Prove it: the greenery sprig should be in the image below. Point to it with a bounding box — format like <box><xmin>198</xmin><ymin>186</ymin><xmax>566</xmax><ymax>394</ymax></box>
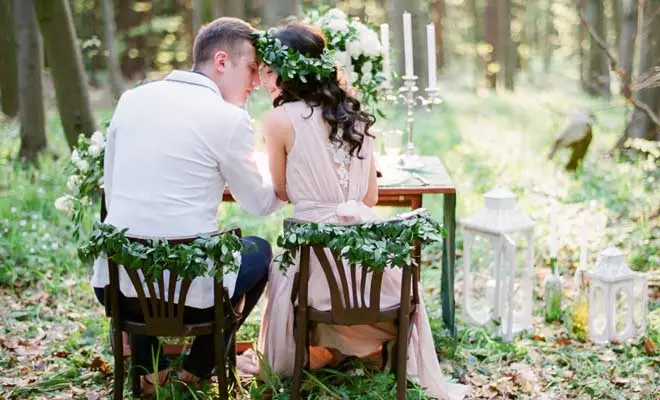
<box><xmin>78</xmin><ymin>222</ymin><xmax>243</xmax><ymax>282</ymax></box>
<box><xmin>276</xmin><ymin>210</ymin><xmax>445</xmax><ymax>273</ymax></box>
<box><xmin>253</xmin><ymin>29</ymin><xmax>336</xmax><ymax>83</ymax></box>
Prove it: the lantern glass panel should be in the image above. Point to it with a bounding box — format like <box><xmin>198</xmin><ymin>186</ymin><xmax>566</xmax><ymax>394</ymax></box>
<box><xmin>510</xmin><ymin>232</ymin><xmax>533</xmax><ymax>320</ymax></box>
<box><xmin>591</xmin><ymin>286</ymin><xmax>607</xmax><ymax>336</ymax></box>
<box><xmin>633</xmin><ymin>281</ymin><xmax>645</xmax><ymax>331</ymax></box>
<box><xmin>465</xmin><ymin>233</ymin><xmax>497</xmax><ymax>325</ymax></box>
<box><xmin>614</xmin><ymin>288</ymin><xmax>630</xmax><ymax>336</ymax></box>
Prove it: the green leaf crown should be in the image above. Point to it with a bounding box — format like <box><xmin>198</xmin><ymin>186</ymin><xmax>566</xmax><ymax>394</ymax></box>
<box><xmin>253</xmin><ymin>29</ymin><xmax>336</xmax><ymax>83</ymax></box>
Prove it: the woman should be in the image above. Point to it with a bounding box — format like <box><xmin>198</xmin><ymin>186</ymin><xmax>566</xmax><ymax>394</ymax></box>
<box><xmin>250</xmin><ymin>23</ymin><xmax>468</xmax><ymax>399</ymax></box>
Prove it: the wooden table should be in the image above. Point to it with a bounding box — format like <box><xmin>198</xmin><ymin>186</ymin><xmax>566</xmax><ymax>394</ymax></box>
<box><xmin>223</xmin><ymin>155</ymin><xmax>458</xmax><ymax>336</ymax></box>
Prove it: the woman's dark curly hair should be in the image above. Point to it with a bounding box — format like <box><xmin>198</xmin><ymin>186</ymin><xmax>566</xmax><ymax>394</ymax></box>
<box><xmin>271</xmin><ymin>23</ymin><xmax>375</xmax><ymax>159</ymax></box>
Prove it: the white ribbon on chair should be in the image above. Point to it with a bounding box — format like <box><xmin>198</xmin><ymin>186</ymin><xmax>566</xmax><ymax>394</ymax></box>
<box><xmin>295</xmin><ymin>200</ymin><xmax>378</xmax><ymax>223</ymax></box>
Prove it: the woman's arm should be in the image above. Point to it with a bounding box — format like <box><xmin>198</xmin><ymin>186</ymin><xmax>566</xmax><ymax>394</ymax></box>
<box><xmin>263</xmin><ymin>108</ymin><xmax>293</xmax><ymax>202</ymax></box>
<box><xmin>362</xmin><ymin>155</ymin><xmax>379</xmax><ymax>207</ymax></box>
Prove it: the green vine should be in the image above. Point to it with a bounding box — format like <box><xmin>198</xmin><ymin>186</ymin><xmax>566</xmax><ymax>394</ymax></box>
<box><xmin>78</xmin><ymin>222</ymin><xmax>243</xmax><ymax>282</ymax></box>
<box><xmin>276</xmin><ymin>210</ymin><xmax>445</xmax><ymax>272</ymax></box>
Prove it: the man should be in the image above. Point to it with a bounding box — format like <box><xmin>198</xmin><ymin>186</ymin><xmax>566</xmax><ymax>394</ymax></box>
<box><xmin>91</xmin><ymin>17</ymin><xmax>283</xmax><ymax>394</ymax></box>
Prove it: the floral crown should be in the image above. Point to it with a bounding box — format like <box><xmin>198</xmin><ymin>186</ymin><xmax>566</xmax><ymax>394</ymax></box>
<box><xmin>253</xmin><ymin>29</ymin><xmax>336</xmax><ymax>83</ymax></box>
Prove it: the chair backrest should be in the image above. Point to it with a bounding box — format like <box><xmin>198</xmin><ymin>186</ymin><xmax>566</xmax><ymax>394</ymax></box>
<box><xmin>106</xmin><ymin>227</ymin><xmax>241</xmax><ymax>337</ymax></box>
<box><xmin>286</xmin><ymin>217</ymin><xmax>420</xmax><ymax>325</ymax></box>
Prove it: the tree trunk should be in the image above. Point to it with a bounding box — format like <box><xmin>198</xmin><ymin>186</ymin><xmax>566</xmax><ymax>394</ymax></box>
<box><xmin>484</xmin><ymin>0</ymin><xmax>498</xmax><ymax>89</ymax></box>
<box><xmin>262</xmin><ymin>0</ymin><xmax>299</xmax><ymax>27</ymax></box>
<box><xmin>226</xmin><ymin>0</ymin><xmax>246</xmax><ymax>19</ymax></box>
<box><xmin>578</xmin><ymin>2</ymin><xmax>586</xmax><ymax>88</ymax></box>
<box><xmin>13</xmin><ymin>0</ymin><xmax>46</xmax><ymax>163</ymax></box>
<box><xmin>33</xmin><ymin>0</ymin><xmax>96</xmax><ymax>147</ymax></box>
<box><xmin>432</xmin><ymin>0</ymin><xmax>445</xmax><ymax>72</ymax></box>
<box><xmin>467</xmin><ymin>0</ymin><xmax>481</xmax><ymax>90</ymax></box>
<box><xmin>543</xmin><ymin>0</ymin><xmax>555</xmax><ymax>73</ymax></box>
<box><xmin>624</xmin><ymin>0</ymin><xmax>660</xmax><ymax>141</ymax></box>
<box><xmin>386</xmin><ymin>0</ymin><xmax>406</xmax><ymax>86</ymax></box>
<box><xmin>498</xmin><ymin>0</ymin><xmax>514</xmax><ymax>90</ymax></box>
<box><xmin>413</xmin><ymin>0</ymin><xmax>431</xmax><ymax>89</ymax></box>
<box><xmin>0</xmin><ymin>0</ymin><xmax>19</xmax><ymax>118</ymax></box>
<box><xmin>585</xmin><ymin>0</ymin><xmax>611</xmax><ymax>96</ymax></box>
<box><xmin>192</xmin><ymin>0</ymin><xmax>202</xmax><ymax>35</ymax></box>
<box><xmin>611</xmin><ymin>0</ymin><xmax>621</xmax><ymax>51</ymax></box>
<box><xmin>100</xmin><ymin>0</ymin><xmax>125</xmax><ymax>101</ymax></box>
<box><xmin>618</xmin><ymin>0</ymin><xmax>637</xmax><ymax>96</ymax></box>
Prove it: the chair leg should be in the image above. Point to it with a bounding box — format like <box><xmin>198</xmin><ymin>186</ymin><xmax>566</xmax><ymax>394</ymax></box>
<box><xmin>227</xmin><ymin>328</ymin><xmax>239</xmax><ymax>398</ymax></box>
<box><xmin>216</xmin><ymin>329</ymin><xmax>228</xmax><ymax>400</ymax></box>
<box><xmin>395</xmin><ymin>326</ymin><xmax>408</xmax><ymax>400</ymax></box>
<box><xmin>291</xmin><ymin>312</ymin><xmax>306</xmax><ymax>400</ymax></box>
<box><xmin>112</xmin><ymin>326</ymin><xmax>125</xmax><ymax>400</ymax></box>
<box><xmin>130</xmin><ymin>334</ymin><xmax>141</xmax><ymax>397</ymax></box>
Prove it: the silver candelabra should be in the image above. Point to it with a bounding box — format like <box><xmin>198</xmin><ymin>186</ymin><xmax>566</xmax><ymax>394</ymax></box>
<box><xmin>383</xmin><ymin>75</ymin><xmax>442</xmax><ymax>167</ymax></box>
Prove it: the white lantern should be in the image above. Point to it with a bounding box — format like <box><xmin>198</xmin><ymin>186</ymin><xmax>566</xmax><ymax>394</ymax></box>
<box><xmin>460</xmin><ymin>187</ymin><xmax>535</xmax><ymax>341</ymax></box>
<box><xmin>587</xmin><ymin>247</ymin><xmax>648</xmax><ymax>343</ymax></box>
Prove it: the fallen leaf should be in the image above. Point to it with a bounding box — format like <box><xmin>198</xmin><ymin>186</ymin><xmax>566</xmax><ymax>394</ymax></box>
<box><xmin>52</xmin><ymin>350</ymin><xmax>70</xmax><ymax>358</ymax></box>
<box><xmin>555</xmin><ymin>337</ymin><xmax>571</xmax><ymax>346</ymax></box>
<box><xmin>90</xmin><ymin>355</ymin><xmax>111</xmax><ymax>375</ymax></box>
<box><xmin>643</xmin><ymin>338</ymin><xmax>657</xmax><ymax>355</ymax></box>
<box><xmin>531</xmin><ymin>334</ymin><xmax>546</xmax><ymax>342</ymax></box>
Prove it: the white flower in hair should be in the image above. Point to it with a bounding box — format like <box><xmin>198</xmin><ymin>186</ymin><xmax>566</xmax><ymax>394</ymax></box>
<box><xmin>361</xmin><ymin>72</ymin><xmax>373</xmax><ymax>85</ymax></box>
<box><xmin>90</xmin><ymin>131</ymin><xmax>105</xmax><ymax>149</ymax></box>
<box><xmin>361</xmin><ymin>61</ymin><xmax>373</xmax><ymax>74</ymax></box>
<box><xmin>77</xmin><ymin>159</ymin><xmax>90</xmax><ymax>173</ymax></box>
<box><xmin>54</xmin><ymin>195</ymin><xmax>75</xmax><ymax>215</ymax></box>
<box><xmin>71</xmin><ymin>149</ymin><xmax>81</xmax><ymax>164</ymax></box>
<box><xmin>327</xmin><ymin>18</ymin><xmax>349</xmax><ymax>34</ymax></box>
<box><xmin>359</xmin><ymin>30</ymin><xmax>382</xmax><ymax>57</ymax></box>
<box><xmin>88</xmin><ymin>144</ymin><xmax>102</xmax><ymax>157</ymax></box>
<box><xmin>326</xmin><ymin>8</ymin><xmax>347</xmax><ymax>20</ymax></box>
<box><xmin>67</xmin><ymin>175</ymin><xmax>81</xmax><ymax>192</ymax></box>
<box><xmin>347</xmin><ymin>40</ymin><xmax>362</xmax><ymax>57</ymax></box>
<box><xmin>334</xmin><ymin>50</ymin><xmax>347</xmax><ymax>65</ymax></box>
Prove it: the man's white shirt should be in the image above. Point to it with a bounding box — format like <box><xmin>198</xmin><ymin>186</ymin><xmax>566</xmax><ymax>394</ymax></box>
<box><xmin>91</xmin><ymin>70</ymin><xmax>283</xmax><ymax>309</ymax></box>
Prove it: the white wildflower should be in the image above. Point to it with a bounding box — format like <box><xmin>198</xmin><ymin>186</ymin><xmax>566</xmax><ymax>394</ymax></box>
<box><xmin>347</xmin><ymin>40</ymin><xmax>362</xmax><ymax>57</ymax></box>
<box><xmin>361</xmin><ymin>61</ymin><xmax>373</xmax><ymax>74</ymax></box>
<box><xmin>90</xmin><ymin>130</ymin><xmax>105</xmax><ymax>148</ymax></box>
<box><xmin>54</xmin><ymin>195</ymin><xmax>75</xmax><ymax>215</ymax></box>
<box><xmin>67</xmin><ymin>175</ymin><xmax>81</xmax><ymax>191</ymax></box>
<box><xmin>232</xmin><ymin>250</ymin><xmax>242</xmax><ymax>266</ymax></box>
<box><xmin>348</xmin><ymin>368</ymin><xmax>365</xmax><ymax>376</ymax></box>
<box><xmin>10</xmin><ymin>207</ymin><xmax>17</xmax><ymax>213</ymax></box>
<box><xmin>327</xmin><ymin>18</ymin><xmax>349</xmax><ymax>34</ymax></box>
<box><xmin>326</xmin><ymin>8</ymin><xmax>347</xmax><ymax>20</ymax></box>
<box><xmin>19</xmin><ymin>220</ymin><xmax>26</xmax><ymax>227</ymax></box>
<box><xmin>88</xmin><ymin>144</ymin><xmax>102</xmax><ymax>157</ymax></box>
<box><xmin>77</xmin><ymin>159</ymin><xmax>90</xmax><ymax>173</ymax></box>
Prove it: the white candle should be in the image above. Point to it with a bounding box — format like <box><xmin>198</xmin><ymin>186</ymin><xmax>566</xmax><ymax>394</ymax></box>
<box><xmin>550</xmin><ymin>199</ymin><xmax>557</xmax><ymax>258</ymax></box>
<box><xmin>380</xmin><ymin>23</ymin><xmax>390</xmax><ymax>84</ymax></box>
<box><xmin>402</xmin><ymin>12</ymin><xmax>414</xmax><ymax>77</ymax></box>
<box><xmin>426</xmin><ymin>23</ymin><xmax>437</xmax><ymax>89</ymax></box>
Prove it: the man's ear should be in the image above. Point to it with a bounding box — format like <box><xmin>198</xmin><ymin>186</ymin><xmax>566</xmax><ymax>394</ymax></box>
<box><xmin>213</xmin><ymin>50</ymin><xmax>229</xmax><ymax>73</ymax></box>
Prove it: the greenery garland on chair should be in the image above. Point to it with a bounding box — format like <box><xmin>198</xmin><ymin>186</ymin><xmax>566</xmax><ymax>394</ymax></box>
<box><xmin>78</xmin><ymin>222</ymin><xmax>243</xmax><ymax>282</ymax></box>
<box><xmin>276</xmin><ymin>210</ymin><xmax>445</xmax><ymax>273</ymax></box>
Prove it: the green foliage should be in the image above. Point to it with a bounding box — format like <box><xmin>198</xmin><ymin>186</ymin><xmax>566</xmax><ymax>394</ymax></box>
<box><xmin>276</xmin><ymin>210</ymin><xmax>445</xmax><ymax>272</ymax></box>
<box><xmin>254</xmin><ymin>30</ymin><xmax>336</xmax><ymax>83</ymax></box>
<box><xmin>78</xmin><ymin>223</ymin><xmax>243</xmax><ymax>282</ymax></box>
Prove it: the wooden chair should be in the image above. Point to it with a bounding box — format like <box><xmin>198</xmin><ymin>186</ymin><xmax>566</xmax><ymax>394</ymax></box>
<box><xmin>105</xmin><ymin>227</ymin><xmax>243</xmax><ymax>400</ymax></box>
<box><xmin>287</xmin><ymin>218</ymin><xmax>420</xmax><ymax>400</ymax></box>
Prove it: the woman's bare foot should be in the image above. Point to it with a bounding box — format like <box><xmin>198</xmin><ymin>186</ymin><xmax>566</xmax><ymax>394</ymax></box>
<box><xmin>141</xmin><ymin>368</ymin><xmax>169</xmax><ymax>395</ymax></box>
<box><xmin>236</xmin><ymin>348</ymin><xmax>260</xmax><ymax>375</ymax></box>
<box><xmin>309</xmin><ymin>347</ymin><xmax>346</xmax><ymax>370</ymax></box>
<box><xmin>177</xmin><ymin>369</ymin><xmax>202</xmax><ymax>385</ymax></box>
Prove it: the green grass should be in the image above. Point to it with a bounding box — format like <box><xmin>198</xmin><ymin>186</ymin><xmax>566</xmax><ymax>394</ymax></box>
<box><xmin>1</xmin><ymin>70</ymin><xmax>659</xmax><ymax>399</ymax></box>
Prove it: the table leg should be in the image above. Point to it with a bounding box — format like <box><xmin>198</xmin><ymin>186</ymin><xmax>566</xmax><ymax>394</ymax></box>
<box><xmin>411</xmin><ymin>195</ymin><xmax>422</xmax><ymax>291</ymax></box>
<box><xmin>442</xmin><ymin>193</ymin><xmax>456</xmax><ymax>337</ymax></box>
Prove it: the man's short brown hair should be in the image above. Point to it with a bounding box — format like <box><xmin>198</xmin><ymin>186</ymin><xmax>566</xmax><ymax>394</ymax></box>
<box><xmin>192</xmin><ymin>17</ymin><xmax>255</xmax><ymax>68</ymax></box>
